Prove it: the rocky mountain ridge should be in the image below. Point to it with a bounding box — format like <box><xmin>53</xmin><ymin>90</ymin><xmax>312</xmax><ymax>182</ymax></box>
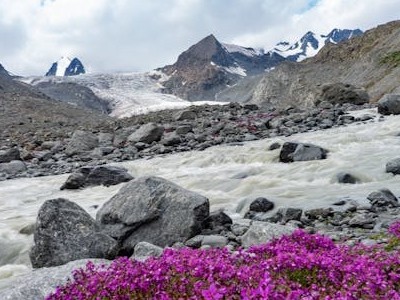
<box><xmin>160</xmin><ymin>28</ymin><xmax>362</xmax><ymax>101</ymax></box>
<box><xmin>272</xmin><ymin>28</ymin><xmax>363</xmax><ymax>62</ymax></box>
<box><xmin>248</xmin><ymin>20</ymin><xmax>400</xmax><ymax>109</ymax></box>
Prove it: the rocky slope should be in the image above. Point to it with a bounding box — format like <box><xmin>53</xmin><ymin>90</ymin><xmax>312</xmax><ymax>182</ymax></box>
<box><xmin>0</xmin><ymin>64</ymin><xmax>111</xmax><ymax>149</ymax></box>
<box><xmin>249</xmin><ymin>20</ymin><xmax>400</xmax><ymax>109</ymax></box>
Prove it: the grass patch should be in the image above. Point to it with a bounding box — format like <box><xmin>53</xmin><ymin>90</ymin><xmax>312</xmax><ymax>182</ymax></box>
<box><xmin>380</xmin><ymin>51</ymin><xmax>400</xmax><ymax>67</ymax></box>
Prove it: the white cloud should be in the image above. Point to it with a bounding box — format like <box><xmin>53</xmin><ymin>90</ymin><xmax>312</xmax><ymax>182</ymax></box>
<box><xmin>0</xmin><ymin>0</ymin><xmax>398</xmax><ymax>75</ymax></box>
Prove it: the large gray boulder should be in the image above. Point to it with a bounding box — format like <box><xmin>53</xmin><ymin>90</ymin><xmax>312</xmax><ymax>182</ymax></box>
<box><xmin>279</xmin><ymin>142</ymin><xmax>328</xmax><ymax>163</ymax></box>
<box><xmin>127</xmin><ymin>123</ymin><xmax>164</xmax><ymax>144</ymax></box>
<box><xmin>0</xmin><ymin>160</ymin><xmax>26</xmax><ymax>175</ymax></box>
<box><xmin>65</xmin><ymin>130</ymin><xmax>98</xmax><ymax>156</ymax></box>
<box><xmin>377</xmin><ymin>94</ymin><xmax>400</xmax><ymax>115</ymax></box>
<box><xmin>0</xmin><ymin>147</ymin><xmax>21</xmax><ymax>163</ymax></box>
<box><xmin>60</xmin><ymin>165</ymin><xmax>133</xmax><ymax>190</ymax></box>
<box><xmin>30</xmin><ymin>198</ymin><xmax>118</xmax><ymax>268</ymax></box>
<box><xmin>367</xmin><ymin>188</ymin><xmax>399</xmax><ymax>208</ymax></box>
<box><xmin>241</xmin><ymin>221</ymin><xmax>295</xmax><ymax>248</ymax></box>
<box><xmin>97</xmin><ymin>176</ymin><xmax>209</xmax><ymax>252</ymax></box>
<box><xmin>0</xmin><ymin>259</ymin><xmax>110</xmax><ymax>300</ymax></box>
<box><xmin>386</xmin><ymin>157</ymin><xmax>400</xmax><ymax>175</ymax></box>
<box><xmin>316</xmin><ymin>83</ymin><xmax>369</xmax><ymax>106</ymax></box>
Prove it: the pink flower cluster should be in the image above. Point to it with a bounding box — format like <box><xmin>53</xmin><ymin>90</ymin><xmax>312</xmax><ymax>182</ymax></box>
<box><xmin>389</xmin><ymin>220</ymin><xmax>400</xmax><ymax>238</ymax></box>
<box><xmin>46</xmin><ymin>229</ymin><xmax>400</xmax><ymax>300</ymax></box>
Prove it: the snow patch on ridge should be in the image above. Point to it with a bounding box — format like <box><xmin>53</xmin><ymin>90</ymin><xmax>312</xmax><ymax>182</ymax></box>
<box><xmin>55</xmin><ymin>57</ymin><xmax>72</xmax><ymax>76</ymax></box>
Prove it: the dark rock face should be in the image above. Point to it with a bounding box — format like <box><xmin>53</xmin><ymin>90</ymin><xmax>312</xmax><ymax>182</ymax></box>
<box><xmin>367</xmin><ymin>189</ymin><xmax>399</xmax><ymax>208</ymax></box>
<box><xmin>316</xmin><ymin>83</ymin><xmax>369</xmax><ymax>106</ymax></box>
<box><xmin>65</xmin><ymin>58</ymin><xmax>85</xmax><ymax>76</ymax></box>
<box><xmin>60</xmin><ymin>165</ymin><xmax>133</xmax><ymax>190</ymax></box>
<box><xmin>65</xmin><ymin>130</ymin><xmax>98</xmax><ymax>156</ymax></box>
<box><xmin>127</xmin><ymin>123</ymin><xmax>164</xmax><ymax>144</ymax></box>
<box><xmin>378</xmin><ymin>94</ymin><xmax>400</xmax><ymax>115</ymax></box>
<box><xmin>386</xmin><ymin>157</ymin><xmax>400</xmax><ymax>175</ymax></box>
<box><xmin>96</xmin><ymin>176</ymin><xmax>210</xmax><ymax>252</ymax></box>
<box><xmin>279</xmin><ymin>142</ymin><xmax>328</xmax><ymax>163</ymax></box>
<box><xmin>30</xmin><ymin>198</ymin><xmax>118</xmax><ymax>268</ymax></box>
<box><xmin>0</xmin><ymin>147</ymin><xmax>21</xmax><ymax>163</ymax></box>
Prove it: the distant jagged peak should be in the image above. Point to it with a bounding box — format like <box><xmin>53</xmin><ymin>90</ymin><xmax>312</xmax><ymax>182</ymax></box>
<box><xmin>272</xmin><ymin>28</ymin><xmax>363</xmax><ymax>62</ymax></box>
<box><xmin>45</xmin><ymin>56</ymin><xmax>85</xmax><ymax>77</ymax></box>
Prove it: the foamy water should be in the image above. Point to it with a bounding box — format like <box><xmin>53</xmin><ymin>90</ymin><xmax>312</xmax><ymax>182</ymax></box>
<box><xmin>1</xmin><ymin>108</ymin><xmax>400</xmax><ymax>286</ymax></box>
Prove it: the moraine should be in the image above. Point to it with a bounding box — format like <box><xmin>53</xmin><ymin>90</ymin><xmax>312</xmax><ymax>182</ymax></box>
<box><xmin>1</xmin><ymin>108</ymin><xmax>400</xmax><ymax>287</ymax></box>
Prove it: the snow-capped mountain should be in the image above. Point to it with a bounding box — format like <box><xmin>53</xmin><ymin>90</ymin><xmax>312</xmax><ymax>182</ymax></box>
<box><xmin>160</xmin><ymin>28</ymin><xmax>362</xmax><ymax>101</ymax></box>
<box><xmin>45</xmin><ymin>57</ymin><xmax>86</xmax><ymax>76</ymax></box>
<box><xmin>273</xmin><ymin>28</ymin><xmax>363</xmax><ymax>62</ymax></box>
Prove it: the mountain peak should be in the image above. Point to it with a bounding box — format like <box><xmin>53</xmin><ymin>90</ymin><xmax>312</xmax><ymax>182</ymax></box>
<box><xmin>45</xmin><ymin>57</ymin><xmax>85</xmax><ymax>77</ymax></box>
<box><xmin>172</xmin><ymin>33</ymin><xmax>235</xmax><ymax>69</ymax></box>
<box><xmin>273</xmin><ymin>28</ymin><xmax>363</xmax><ymax>62</ymax></box>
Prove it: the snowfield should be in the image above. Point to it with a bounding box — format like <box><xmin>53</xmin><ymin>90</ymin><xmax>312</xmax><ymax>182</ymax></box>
<box><xmin>22</xmin><ymin>71</ymin><xmax>228</xmax><ymax>118</ymax></box>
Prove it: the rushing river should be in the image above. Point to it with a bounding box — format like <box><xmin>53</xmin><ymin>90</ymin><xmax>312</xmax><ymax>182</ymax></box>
<box><xmin>1</xmin><ymin>108</ymin><xmax>400</xmax><ymax>287</ymax></box>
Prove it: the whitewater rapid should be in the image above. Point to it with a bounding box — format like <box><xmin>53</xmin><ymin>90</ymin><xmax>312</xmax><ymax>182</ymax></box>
<box><xmin>1</xmin><ymin>108</ymin><xmax>400</xmax><ymax>286</ymax></box>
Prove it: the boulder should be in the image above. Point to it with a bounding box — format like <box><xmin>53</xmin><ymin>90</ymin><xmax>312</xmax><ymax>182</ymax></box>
<box><xmin>0</xmin><ymin>259</ymin><xmax>110</xmax><ymax>300</ymax></box>
<box><xmin>60</xmin><ymin>165</ymin><xmax>133</xmax><ymax>190</ymax></box>
<box><xmin>386</xmin><ymin>158</ymin><xmax>400</xmax><ymax>175</ymax></box>
<box><xmin>279</xmin><ymin>142</ymin><xmax>328</xmax><ymax>163</ymax></box>
<box><xmin>248</xmin><ymin>197</ymin><xmax>274</xmax><ymax>213</ymax></box>
<box><xmin>367</xmin><ymin>188</ymin><xmax>399</xmax><ymax>208</ymax></box>
<box><xmin>201</xmin><ymin>235</ymin><xmax>228</xmax><ymax>248</ymax></box>
<box><xmin>348</xmin><ymin>214</ymin><xmax>376</xmax><ymax>229</ymax></box>
<box><xmin>268</xmin><ymin>142</ymin><xmax>281</xmax><ymax>151</ymax></box>
<box><xmin>377</xmin><ymin>94</ymin><xmax>400</xmax><ymax>115</ymax></box>
<box><xmin>336</xmin><ymin>172</ymin><xmax>359</xmax><ymax>184</ymax></box>
<box><xmin>273</xmin><ymin>207</ymin><xmax>303</xmax><ymax>223</ymax></box>
<box><xmin>65</xmin><ymin>130</ymin><xmax>98</xmax><ymax>156</ymax></box>
<box><xmin>176</xmin><ymin>124</ymin><xmax>193</xmax><ymax>135</ymax></box>
<box><xmin>316</xmin><ymin>83</ymin><xmax>369</xmax><ymax>106</ymax></box>
<box><xmin>304</xmin><ymin>208</ymin><xmax>334</xmax><ymax>220</ymax></box>
<box><xmin>0</xmin><ymin>147</ymin><xmax>21</xmax><ymax>163</ymax></box>
<box><xmin>96</xmin><ymin>176</ymin><xmax>209</xmax><ymax>253</ymax></box>
<box><xmin>244</xmin><ymin>197</ymin><xmax>275</xmax><ymax>220</ymax></box>
<box><xmin>175</xmin><ymin>110</ymin><xmax>197</xmax><ymax>121</ymax></box>
<box><xmin>0</xmin><ymin>160</ymin><xmax>26</xmax><ymax>175</ymax></box>
<box><xmin>161</xmin><ymin>132</ymin><xmax>181</xmax><ymax>146</ymax></box>
<box><xmin>241</xmin><ymin>221</ymin><xmax>295</xmax><ymax>248</ymax></box>
<box><xmin>127</xmin><ymin>123</ymin><xmax>164</xmax><ymax>144</ymax></box>
<box><xmin>131</xmin><ymin>242</ymin><xmax>163</xmax><ymax>262</ymax></box>
<box><xmin>202</xmin><ymin>210</ymin><xmax>232</xmax><ymax>233</ymax></box>
<box><xmin>30</xmin><ymin>198</ymin><xmax>118</xmax><ymax>268</ymax></box>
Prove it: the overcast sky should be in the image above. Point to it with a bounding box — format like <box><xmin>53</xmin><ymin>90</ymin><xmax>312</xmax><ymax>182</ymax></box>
<box><xmin>0</xmin><ymin>0</ymin><xmax>399</xmax><ymax>76</ymax></box>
